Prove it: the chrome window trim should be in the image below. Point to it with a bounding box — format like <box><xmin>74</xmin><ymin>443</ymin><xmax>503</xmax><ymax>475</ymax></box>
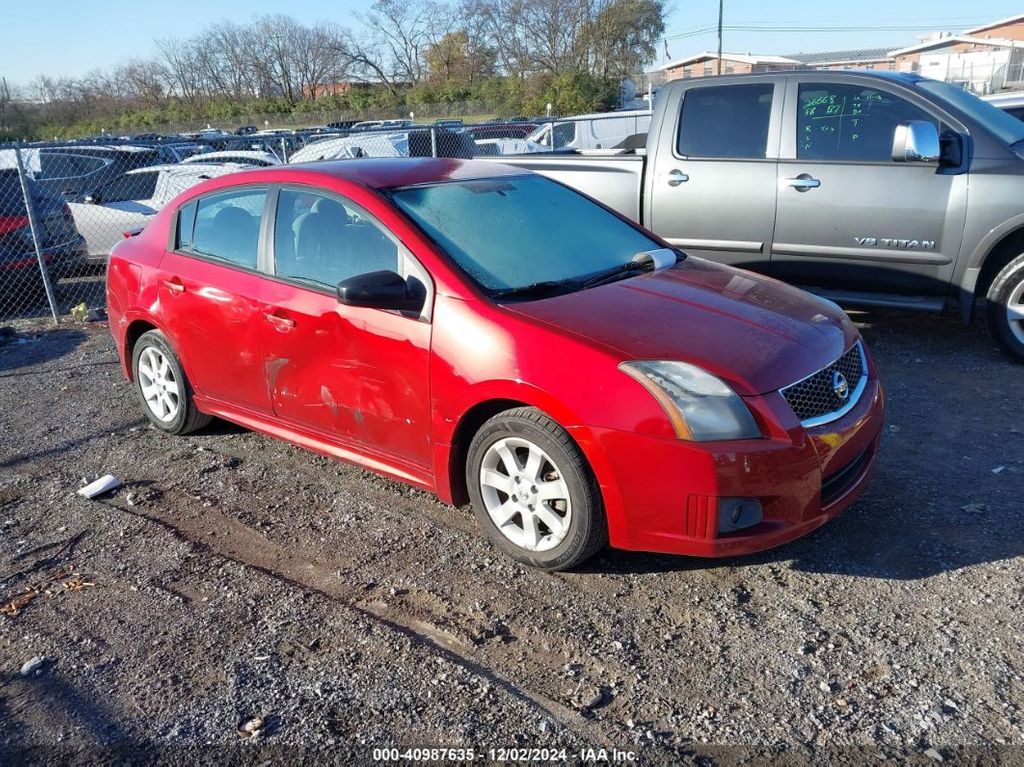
<box><xmin>780</xmin><ymin>341</ymin><xmax>868</xmax><ymax>428</ymax></box>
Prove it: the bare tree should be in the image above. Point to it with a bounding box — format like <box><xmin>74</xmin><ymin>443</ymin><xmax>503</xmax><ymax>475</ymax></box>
<box><xmin>155</xmin><ymin>37</ymin><xmax>203</xmax><ymax>102</ymax></box>
<box><xmin>0</xmin><ymin>77</ymin><xmax>17</xmax><ymax>134</ymax></box>
<box><xmin>291</xmin><ymin>22</ymin><xmax>352</xmax><ymax>100</ymax></box>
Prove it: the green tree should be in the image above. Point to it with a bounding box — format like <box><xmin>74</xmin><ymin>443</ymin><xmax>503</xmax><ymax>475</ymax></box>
<box><xmin>587</xmin><ymin>0</ymin><xmax>665</xmax><ymax>79</ymax></box>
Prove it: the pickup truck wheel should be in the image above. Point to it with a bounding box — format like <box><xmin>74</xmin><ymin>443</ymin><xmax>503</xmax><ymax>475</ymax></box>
<box><xmin>986</xmin><ymin>253</ymin><xmax>1024</xmax><ymax>362</ymax></box>
<box><xmin>466</xmin><ymin>407</ymin><xmax>607</xmax><ymax>571</ymax></box>
<box><xmin>131</xmin><ymin>330</ymin><xmax>211</xmax><ymax>435</ymax></box>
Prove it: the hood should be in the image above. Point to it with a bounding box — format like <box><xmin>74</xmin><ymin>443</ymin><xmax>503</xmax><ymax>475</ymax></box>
<box><xmin>505</xmin><ymin>258</ymin><xmax>857</xmax><ymax>396</ymax></box>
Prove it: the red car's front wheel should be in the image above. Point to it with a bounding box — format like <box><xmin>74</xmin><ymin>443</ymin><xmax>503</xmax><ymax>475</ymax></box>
<box><xmin>466</xmin><ymin>407</ymin><xmax>607</xmax><ymax>570</ymax></box>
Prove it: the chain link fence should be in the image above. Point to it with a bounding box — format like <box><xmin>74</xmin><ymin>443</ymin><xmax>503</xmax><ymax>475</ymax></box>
<box><xmin>0</xmin><ymin>111</ymin><xmax>652</xmax><ymax>324</ymax></box>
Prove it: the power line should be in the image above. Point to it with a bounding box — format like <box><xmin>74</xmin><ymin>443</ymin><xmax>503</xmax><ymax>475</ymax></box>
<box><xmin>662</xmin><ymin>13</ymin><xmax>1024</xmax><ymax>42</ymax></box>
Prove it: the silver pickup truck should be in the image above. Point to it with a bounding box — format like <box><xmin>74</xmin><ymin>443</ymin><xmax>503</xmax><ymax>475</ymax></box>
<box><xmin>489</xmin><ymin>71</ymin><xmax>1024</xmax><ymax>361</ymax></box>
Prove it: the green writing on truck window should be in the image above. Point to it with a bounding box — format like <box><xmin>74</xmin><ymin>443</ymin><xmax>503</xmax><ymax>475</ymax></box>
<box><xmin>797</xmin><ymin>84</ymin><xmax>934</xmax><ymax>162</ymax></box>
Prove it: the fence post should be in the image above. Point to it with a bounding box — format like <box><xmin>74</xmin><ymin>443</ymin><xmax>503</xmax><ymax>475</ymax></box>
<box><xmin>430</xmin><ymin>127</ymin><xmax>438</xmax><ymax>158</ymax></box>
<box><xmin>280</xmin><ymin>136</ymin><xmax>289</xmax><ymax>163</ymax></box>
<box><xmin>547</xmin><ymin>121</ymin><xmax>555</xmax><ymax>152</ymax></box>
<box><xmin>14</xmin><ymin>144</ymin><xmax>60</xmax><ymax>324</ymax></box>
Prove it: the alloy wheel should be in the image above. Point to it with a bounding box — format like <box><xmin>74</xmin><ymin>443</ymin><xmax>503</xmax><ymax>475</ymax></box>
<box><xmin>479</xmin><ymin>437</ymin><xmax>572</xmax><ymax>552</ymax></box>
<box><xmin>137</xmin><ymin>346</ymin><xmax>180</xmax><ymax>423</ymax></box>
<box><xmin>1007</xmin><ymin>278</ymin><xmax>1024</xmax><ymax>346</ymax></box>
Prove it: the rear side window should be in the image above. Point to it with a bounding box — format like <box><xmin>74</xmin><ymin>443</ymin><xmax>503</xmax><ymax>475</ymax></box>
<box><xmin>186</xmin><ymin>188</ymin><xmax>267</xmax><ymax>269</ymax></box>
<box><xmin>677</xmin><ymin>84</ymin><xmax>774</xmax><ymax>159</ymax></box>
<box><xmin>797</xmin><ymin>83</ymin><xmax>939</xmax><ymax>162</ymax></box>
<box><xmin>175</xmin><ymin>201</ymin><xmax>197</xmax><ymax>251</ymax></box>
<box><xmin>100</xmin><ymin>171</ymin><xmax>159</xmax><ymax>203</ymax></box>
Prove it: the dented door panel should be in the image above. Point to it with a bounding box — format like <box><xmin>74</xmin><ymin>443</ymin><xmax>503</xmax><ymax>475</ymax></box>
<box><xmin>258</xmin><ymin>280</ymin><xmax>433</xmax><ymax>469</ymax></box>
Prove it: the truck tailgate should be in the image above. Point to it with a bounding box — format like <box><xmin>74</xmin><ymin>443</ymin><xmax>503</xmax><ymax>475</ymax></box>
<box><xmin>478</xmin><ymin>154</ymin><xmax>645</xmax><ymax>223</ymax></box>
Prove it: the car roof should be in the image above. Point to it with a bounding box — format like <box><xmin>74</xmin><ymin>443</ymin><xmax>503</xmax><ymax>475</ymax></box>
<box><xmin>260</xmin><ymin>158</ymin><xmax>527</xmax><ymax>190</ymax></box>
<box><xmin>127</xmin><ymin>163</ymin><xmax>249</xmax><ymax>174</ymax></box>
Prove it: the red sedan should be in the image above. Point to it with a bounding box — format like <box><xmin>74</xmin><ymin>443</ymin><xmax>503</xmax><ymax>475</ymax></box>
<box><xmin>106</xmin><ymin>159</ymin><xmax>884</xmax><ymax>570</ymax></box>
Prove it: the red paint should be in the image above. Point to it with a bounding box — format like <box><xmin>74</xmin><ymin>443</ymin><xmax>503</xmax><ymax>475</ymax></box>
<box><xmin>107</xmin><ymin>159</ymin><xmax>885</xmax><ymax>559</ymax></box>
<box><xmin>0</xmin><ymin>215</ymin><xmax>29</xmax><ymax>236</ymax></box>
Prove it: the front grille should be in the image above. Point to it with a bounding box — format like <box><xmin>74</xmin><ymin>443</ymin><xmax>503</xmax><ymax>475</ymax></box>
<box><xmin>780</xmin><ymin>342</ymin><xmax>866</xmax><ymax>426</ymax></box>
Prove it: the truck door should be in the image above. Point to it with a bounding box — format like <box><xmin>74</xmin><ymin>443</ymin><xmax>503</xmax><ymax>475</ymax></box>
<box><xmin>771</xmin><ymin>75</ymin><xmax>967</xmax><ymax>295</ymax></box>
<box><xmin>645</xmin><ymin>78</ymin><xmax>783</xmax><ymax>271</ymax></box>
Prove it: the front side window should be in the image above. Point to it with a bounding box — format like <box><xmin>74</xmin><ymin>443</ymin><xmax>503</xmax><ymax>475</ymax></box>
<box><xmin>388</xmin><ymin>175</ymin><xmax>663</xmax><ymax>297</ymax></box>
<box><xmin>677</xmin><ymin>83</ymin><xmax>774</xmax><ymax>159</ymax></box>
<box><xmin>797</xmin><ymin>83</ymin><xmax>939</xmax><ymax>162</ymax></box>
<box><xmin>273</xmin><ymin>189</ymin><xmax>399</xmax><ymax>289</ymax></box>
<box><xmin>188</xmin><ymin>188</ymin><xmax>267</xmax><ymax>269</ymax></box>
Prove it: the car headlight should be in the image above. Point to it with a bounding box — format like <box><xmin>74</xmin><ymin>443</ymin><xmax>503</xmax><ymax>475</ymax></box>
<box><xmin>619</xmin><ymin>361</ymin><xmax>761</xmax><ymax>441</ymax></box>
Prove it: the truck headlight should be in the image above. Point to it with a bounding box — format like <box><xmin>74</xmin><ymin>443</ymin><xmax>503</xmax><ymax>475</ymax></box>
<box><xmin>620</xmin><ymin>361</ymin><xmax>761</xmax><ymax>441</ymax></box>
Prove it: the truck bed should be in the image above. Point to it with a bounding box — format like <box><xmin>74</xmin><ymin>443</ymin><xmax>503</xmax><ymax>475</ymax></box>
<box><xmin>479</xmin><ymin>152</ymin><xmax>645</xmax><ymax>223</ymax></box>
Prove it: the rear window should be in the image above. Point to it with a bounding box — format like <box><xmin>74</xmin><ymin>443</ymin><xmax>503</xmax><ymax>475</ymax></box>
<box><xmin>676</xmin><ymin>83</ymin><xmax>774</xmax><ymax>159</ymax></box>
<box><xmin>100</xmin><ymin>171</ymin><xmax>159</xmax><ymax>203</ymax></box>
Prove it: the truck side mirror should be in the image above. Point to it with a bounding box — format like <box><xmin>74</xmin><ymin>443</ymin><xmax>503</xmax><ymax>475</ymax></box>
<box><xmin>892</xmin><ymin>121</ymin><xmax>941</xmax><ymax>163</ymax></box>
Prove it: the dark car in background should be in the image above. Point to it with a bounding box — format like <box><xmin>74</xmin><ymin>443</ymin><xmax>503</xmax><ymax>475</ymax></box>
<box><xmin>33</xmin><ymin>145</ymin><xmax>163</xmax><ymax>201</ymax></box>
<box><xmin>0</xmin><ymin>169</ymin><xmax>86</xmax><ymax>289</ymax></box>
<box><xmin>464</xmin><ymin>123</ymin><xmax>539</xmax><ymax>141</ymax></box>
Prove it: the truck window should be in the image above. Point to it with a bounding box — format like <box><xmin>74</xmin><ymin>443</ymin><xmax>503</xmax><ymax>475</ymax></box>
<box><xmin>797</xmin><ymin>83</ymin><xmax>938</xmax><ymax>162</ymax></box>
<box><xmin>676</xmin><ymin>83</ymin><xmax>774</xmax><ymax>159</ymax></box>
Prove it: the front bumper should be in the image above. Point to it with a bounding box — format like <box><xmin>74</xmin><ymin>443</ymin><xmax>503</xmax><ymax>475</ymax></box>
<box><xmin>574</xmin><ymin>376</ymin><xmax>885</xmax><ymax>557</ymax></box>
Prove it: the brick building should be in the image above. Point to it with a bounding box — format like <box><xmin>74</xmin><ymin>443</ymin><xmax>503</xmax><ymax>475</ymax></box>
<box><xmin>656</xmin><ymin>13</ymin><xmax>1024</xmax><ymax>94</ymax></box>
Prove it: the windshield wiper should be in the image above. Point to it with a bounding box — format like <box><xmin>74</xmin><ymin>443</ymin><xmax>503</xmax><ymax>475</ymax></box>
<box><xmin>491</xmin><ymin>279</ymin><xmax>579</xmax><ymax>301</ymax></box>
<box><xmin>580</xmin><ymin>253</ymin><xmax>659</xmax><ymax>290</ymax></box>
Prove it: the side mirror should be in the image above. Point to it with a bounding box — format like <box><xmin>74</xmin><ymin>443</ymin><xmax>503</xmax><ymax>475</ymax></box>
<box><xmin>337</xmin><ymin>270</ymin><xmax>425</xmax><ymax>314</ymax></box>
<box><xmin>892</xmin><ymin>120</ymin><xmax>941</xmax><ymax>163</ymax></box>
<box><xmin>84</xmin><ymin>193</ymin><xmax>99</xmax><ymax>205</ymax></box>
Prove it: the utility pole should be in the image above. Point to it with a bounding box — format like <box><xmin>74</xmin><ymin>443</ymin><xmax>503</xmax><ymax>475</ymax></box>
<box><xmin>717</xmin><ymin>0</ymin><xmax>724</xmax><ymax>75</ymax></box>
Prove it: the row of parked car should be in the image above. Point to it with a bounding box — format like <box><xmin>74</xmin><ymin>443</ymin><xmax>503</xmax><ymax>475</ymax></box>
<box><xmin>0</xmin><ymin>112</ymin><xmax>657</xmax><ymax>287</ymax></box>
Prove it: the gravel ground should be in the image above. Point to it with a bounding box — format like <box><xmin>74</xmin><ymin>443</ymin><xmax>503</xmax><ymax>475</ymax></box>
<box><xmin>0</xmin><ymin>308</ymin><xmax>1022</xmax><ymax>764</ymax></box>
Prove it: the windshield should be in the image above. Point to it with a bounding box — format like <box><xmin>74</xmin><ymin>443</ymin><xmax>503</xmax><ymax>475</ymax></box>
<box><xmin>388</xmin><ymin>175</ymin><xmax>665</xmax><ymax>297</ymax></box>
<box><xmin>918</xmin><ymin>79</ymin><xmax>1024</xmax><ymax>146</ymax></box>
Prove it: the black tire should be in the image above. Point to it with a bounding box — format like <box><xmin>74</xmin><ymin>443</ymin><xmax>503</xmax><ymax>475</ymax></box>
<box><xmin>131</xmin><ymin>330</ymin><xmax>211</xmax><ymax>435</ymax></box>
<box><xmin>466</xmin><ymin>407</ymin><xmax>607</xmax><ymax>570</ymax></box>
<box><xmin>986</xmin><ymin>253</ymin><xmax>1024</xmax><ymax>362</ymax></box>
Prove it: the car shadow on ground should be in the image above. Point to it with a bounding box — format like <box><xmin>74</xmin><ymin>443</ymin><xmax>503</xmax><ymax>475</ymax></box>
<box><xmin>0</xmin><ymin>666</ymin><xmax>130</xmax><ymax>748</ymax></box>
<box><xmin>0</xmin><ymin>329</ymin><xmax>87</xmax><ymax>374</ymax></box>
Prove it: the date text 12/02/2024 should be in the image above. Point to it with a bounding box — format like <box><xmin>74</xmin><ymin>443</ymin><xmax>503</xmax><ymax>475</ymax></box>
<box><xmin>371</xmin><ymin>747</ymin><xmax>639</xmax><ymax>762</ymax></box>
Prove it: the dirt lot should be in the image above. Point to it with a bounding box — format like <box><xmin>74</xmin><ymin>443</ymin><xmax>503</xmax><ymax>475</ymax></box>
<box><xmin>0</xmin><ymin>308</ymin><xmax>1022</xmax><ymax>764</ymax></box>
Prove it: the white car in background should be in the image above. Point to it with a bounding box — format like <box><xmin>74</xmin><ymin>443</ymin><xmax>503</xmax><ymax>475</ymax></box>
<box><xmin>982</xmin><ymin>91</ymin><xmax>1024</xmax><ymax>121</ymax></box>
<box><xmin>288</xmin><ymin>132</ymin><xmax>411</xmax><ymax>162</ymax></box>
<box><xmin>68</xmin><ymin>163</ymin><xmax>249</xmax><ymax>261</ymax></box>
<box><xmin>180</xmin><ymin>150</ymin><xmax>282</xmax><ymax>167</ymax></box>
<box><xmin>485</xmin><ymin>109</ymin><xmax>652</xmax><ymax>155</ymax></box>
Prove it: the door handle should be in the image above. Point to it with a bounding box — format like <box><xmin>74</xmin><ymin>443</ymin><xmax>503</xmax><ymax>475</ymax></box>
<box><xmin>264</xmin><ymin>312</ymin><xmax>296</xmax><ymax>332</ymax></box>
<box><xmin>784</xmin><ymin>175</ymin><xmax>821</xmax><ymax>191</ymax></box>
<box><xmin>162</xmin><ymin>278</ymin><xmax>185</xmax><ymax>294</ymax></box>
<box><xmin>667</xmin><ymin>169</ymin><xmax>689</xmax><ymax>186</ymax></box>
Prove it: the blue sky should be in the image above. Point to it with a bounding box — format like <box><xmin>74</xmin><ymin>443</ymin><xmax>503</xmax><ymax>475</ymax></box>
<box><xmin>0</xmin><ymin>0</ymin><xmax>1021</xmax><ymax>85</ymax></box>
